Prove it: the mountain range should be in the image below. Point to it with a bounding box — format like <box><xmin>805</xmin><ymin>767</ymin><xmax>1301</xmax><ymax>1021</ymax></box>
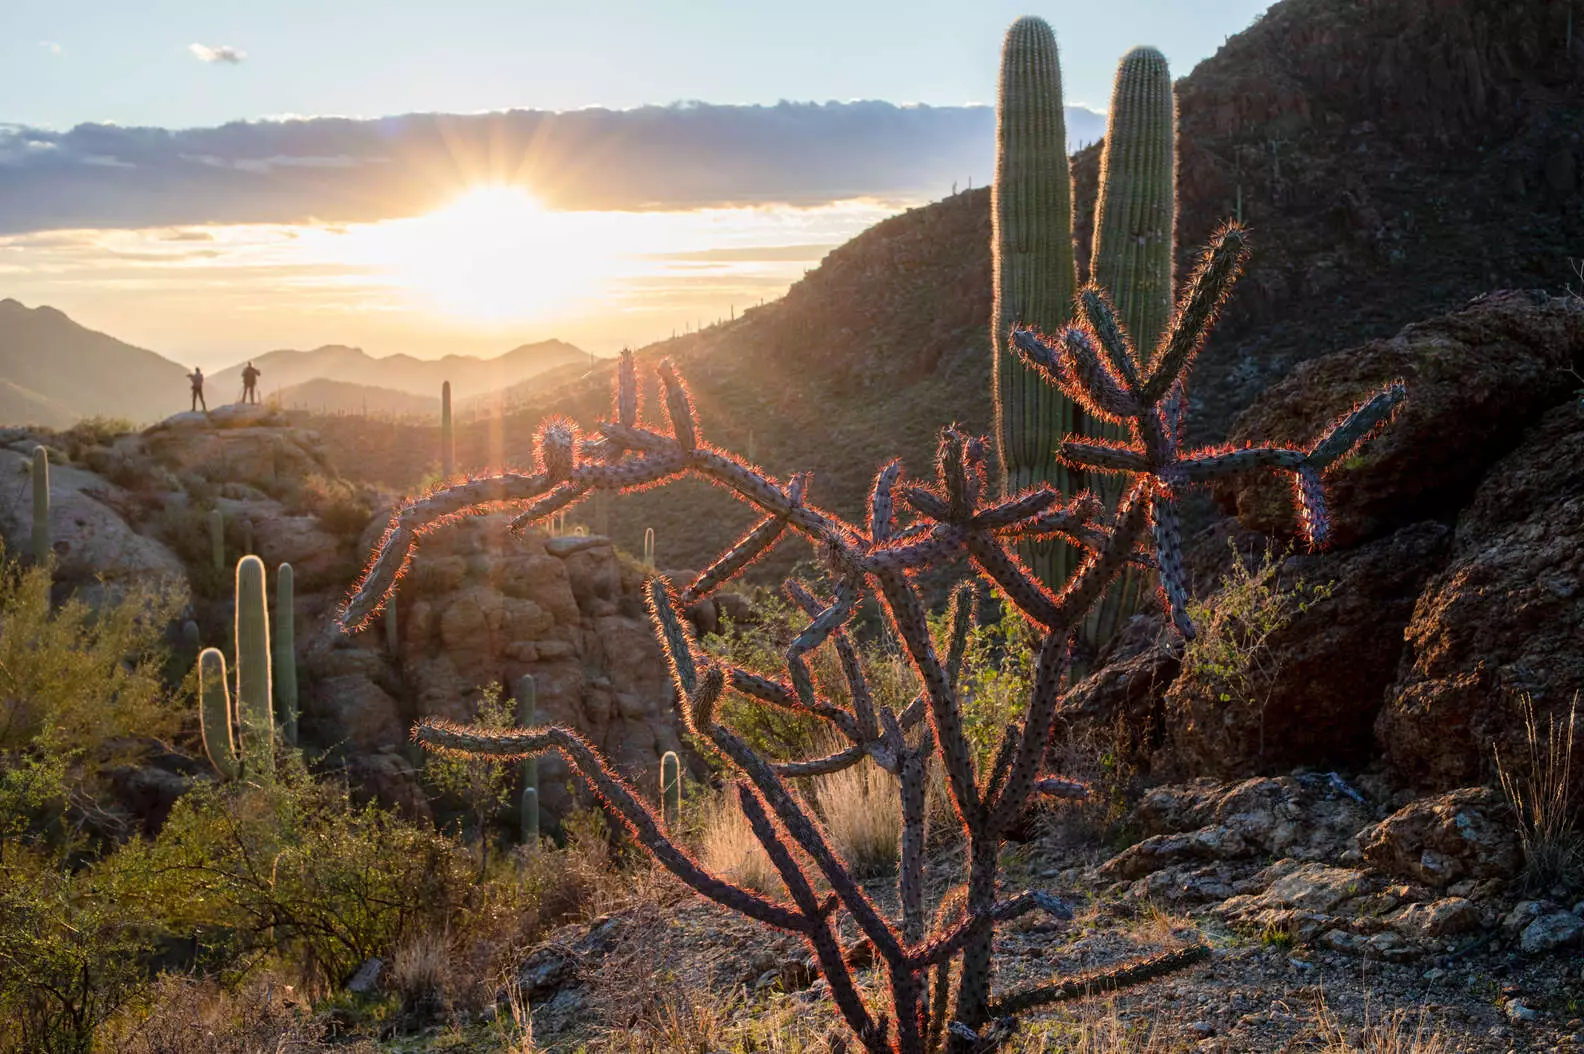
<box><xmin>0</xmin><ymin>300</ymin><xmax>592</xmax><ymax>427</ymax></box>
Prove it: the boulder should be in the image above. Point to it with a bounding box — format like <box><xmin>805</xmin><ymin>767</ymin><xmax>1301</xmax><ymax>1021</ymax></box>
<box><xmin>0</xmin><ymin>448</ymin><xmax>189</xmax><ymax>605</ymax></box>
<box><xmin>1354</xmin><ymin>786</ymin><xmax>1522</xmax><ymax>887</ymax></box>
<box><xmin>142</xmin><ymin>419</ymin><xmax>328</xmax><ymax>494</ymax></box>
<box><xmin>1165</xmin><ymin>521</ymin><xmax>1449</xmax><ymax>774</ymax></box>
<box><xmin>1377</xmin><ymin>401</ymin><xmax>1584</xmax><ymax>792</ymax></box>
<box><xmin>1216</xmin><ymin>290</ymin><xmax>1584</xmax><ymax>548</ymax></box>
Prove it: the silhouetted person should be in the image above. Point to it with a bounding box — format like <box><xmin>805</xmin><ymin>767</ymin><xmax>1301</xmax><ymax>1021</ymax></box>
<box><xmin>241</xmin><ymin>361</ymin><xmax>261</xmax><ymax>404</ymax></box>
<box><xmin>188</xmin><ymin>367</ymin><xmax>207</xmax><ymax>412</ymax></box>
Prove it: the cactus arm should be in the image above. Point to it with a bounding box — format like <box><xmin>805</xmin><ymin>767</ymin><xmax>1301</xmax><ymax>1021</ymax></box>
<box><xmin>234</xmin><ymin>555</ymin><xmax>274</xmax><ymax>779</ymax></box>
<box><xmin>681</xmin><ymin>514</ymin><xmax>786</xmax><ymax>602</ymax></box>
<box><xmin>1179</xmin><ymin>446</ymin><xmax>1308</xmax><ymax>482</ymax></box>
<box><xmin>1304</xmin><ymin>382</ymin><xmax>1407</xmax><ymax>469</ymax></box>
<box><xmin>198</xmin><ymin>647</ymin><xmax>240</xmax><ymax>779</ymax></box>
<box><xmin>1139</xmin><ymin>223</ymin><xmax>1251</xmax><ymax>404</ymax></box>
<box><xmin>30</xmin><ymin>446</ymin><xmax>49</xmax><ymax>566</ymax></box>
<box><xmin>868</xmin><ymin>460</ymin><xmax>903</xmax><ymax>542</ymax></box>
<box><xmin>1056</xmin><ymin>438</ymin><xmax>1153</xmax><ymax>474</ymax></box>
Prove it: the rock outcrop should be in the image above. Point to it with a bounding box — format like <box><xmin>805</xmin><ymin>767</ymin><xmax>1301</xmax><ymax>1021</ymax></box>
<box><xmin>1377</xmin><ymin>400</ymin><xmax>1584</xmax><ymax>793</ymax></box>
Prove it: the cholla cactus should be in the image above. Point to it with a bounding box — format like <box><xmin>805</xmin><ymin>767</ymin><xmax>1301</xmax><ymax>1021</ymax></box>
<box><xmin>339</xmin><ymin>232</ymin><xmax>1402</xmax><ymax>1053</ymax></box>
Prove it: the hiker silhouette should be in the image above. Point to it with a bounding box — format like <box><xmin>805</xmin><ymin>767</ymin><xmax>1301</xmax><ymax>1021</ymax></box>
<box><xmin>188</xmin><ymin>367</ymin><xmax>206</xmax><ymax>412</ymax></box>
<box><xmin>241</xmin><ymin>361</ymin><xmax>262</xmax><ymax>405</ymax></box>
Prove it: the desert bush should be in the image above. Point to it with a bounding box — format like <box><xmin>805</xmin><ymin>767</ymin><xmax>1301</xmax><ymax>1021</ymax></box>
<box><xmin>425</xmin><ymin>682</ymin><xmax>517</xmax><ymax>872</ymax></box>
<box><xmin>697</xmin><ymin>785</ymin><xmax>783</xmax><ymax>895</ymax></box>
<box><xmin>813</xmin><ymin>753</ymin><xmax>902</xmax><ymax>878</ymax></box>
<box><xmin>0</xmin><ymin>845</ymin><xmax>162</xmax><ymax>1053</ymax></box>
<box><xmin>137</xmin><ymin>765</ymin><xmax>478</xmax><ymax>994</ymax></box>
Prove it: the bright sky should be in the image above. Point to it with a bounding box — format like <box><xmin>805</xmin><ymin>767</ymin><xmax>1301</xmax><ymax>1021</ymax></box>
<box><xmin>0</xmin><ymin>1</ymin><xmax>1273</xmax><ymax>367</ymax></box>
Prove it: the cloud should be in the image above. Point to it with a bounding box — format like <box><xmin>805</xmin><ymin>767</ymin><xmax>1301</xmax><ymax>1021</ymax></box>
<box><xmin>0</xmin><ymin>101</ymin><xmax>1105</xmax><ymax>235</ymax></box>
<box><xmin>189</xmin><ymin>43</ymin><xmax>246</xmax><ymax>64</ymax></box>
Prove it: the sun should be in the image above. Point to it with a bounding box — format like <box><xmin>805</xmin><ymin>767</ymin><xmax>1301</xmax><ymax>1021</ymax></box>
<box><xmin>372</xmin><ymin>183</ymin><xmax>617</xmax><ymax>324</ymax></box>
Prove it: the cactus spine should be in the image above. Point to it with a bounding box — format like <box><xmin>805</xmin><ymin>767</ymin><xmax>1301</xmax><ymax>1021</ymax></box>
<box><xmin>1083</xmin><ymin>45</ymin><xmax>1178</xmax><ymax>657</ymax></box>
<box><xmin>275</xmin><ymin>562</ymin><xmax>299</xmax><ymax>748</ymax></box>
<box><xmin>660</xmin><ymin>750</ymin><xmax>682</xmax><ymax>829</ymax></box>
<box><xmin>30</xmin><ymin>446</ymin><xmax>49</xmax><ymax>566</ymax></box>
<box><xmin>992</xmin><ymin>16</ymin><xmax>1080</xmax><ymax>593</ymax></box>
<box><xmin>198</xmin><ymin>647</ymin><xmax>239</xmax><ymax>779</ymax></box>
<box><xmin>234</xmin><ymin>555</ymin><xmax>275</xmax><ymax>779</ymax></box>
<box><xmin>516</xmin><ymin>674</ymin><xmax>540</xmax><ymax>846</ymax></box>
<box><xmin>643</xmin><ymin>526</ymin><xmax>656</xmax><ymax>569</ymax></box>
<box><xmin>441</xmin><ymin>380</ymin><xmax>455</xmax><ymax>478</ymax></box>
<box><xmin>209</xmin><ymin>508</ymin><xmax>225</xmax><ymax>575</ymax></box>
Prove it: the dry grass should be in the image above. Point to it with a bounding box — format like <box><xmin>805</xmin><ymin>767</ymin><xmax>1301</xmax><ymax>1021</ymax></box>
<box><xmin>389</xmin><ymin>929</ymin><xmax>450</xmax><ymax>1020</ymax></box>
<box><xmin>696</xmin><ymin>788</ymin><xmax>784</xmax><ymax>895</ymax></box>
<box><xmin>1495</xmin><ymin>692</ymin><xmax>1581</xmax><ymax>893</ymax></box>
<box><xmin>811</xmin><ymin>754</ymin><xmax>902</xmax><ymax>878</ymax></box>
<box><xmin>1312</xmin><ymin>988</ymin><xmax>1453</xmax><ymax>1054</ymax></box>
<box><xmin>103</xmin><ymin>974</ymin><xmax>376</xmax><ymax>1054</ymax></box>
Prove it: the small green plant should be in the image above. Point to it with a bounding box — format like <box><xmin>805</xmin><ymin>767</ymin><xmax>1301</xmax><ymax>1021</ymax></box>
<box><xmin>1178</xmin><ymin>539</ymin><xmax>1334</xmax><ymax>758</ymax></box>
<box><xmin>426</xmin><ymin>683</ymin><xmax>516</xmax><ymax>872</ymax></box>
<box><xmin>1495</xmin><ymin>693</ymin><xmax>1581</xmax><ymax>893</ymax></box>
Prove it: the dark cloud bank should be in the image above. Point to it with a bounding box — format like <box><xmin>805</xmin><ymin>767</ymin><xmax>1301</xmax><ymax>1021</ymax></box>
<box><xmin>0</xmin><ymin>101</ymin><xmax>1106</xmax><ymax>234</ymax></box>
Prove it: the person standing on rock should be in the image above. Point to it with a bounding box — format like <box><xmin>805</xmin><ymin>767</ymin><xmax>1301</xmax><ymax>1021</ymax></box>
<box><xmin>241</xmin><ymin>361</ymin><xmax>262</xmax><ymax>405</ymax></box>
<box><xmin>188</xmin><ymin>366</ymin><xmax>207</xmax><ymax>412</ymax></box>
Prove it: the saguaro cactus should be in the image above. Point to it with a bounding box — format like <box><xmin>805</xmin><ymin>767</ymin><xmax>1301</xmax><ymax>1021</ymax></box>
<box><xmin>992</xmin><ymin>16</ymin><xmax>1080</xmax><ymax>593</ymax></box>
<box><xmin>209</xmin><ymin>508</ymin><xmax>225</xmax><ymax>576</ymax></box>
<box><xmin>1084</xmin><ymin>44</ymin><xmax>1179</xmax><ymax>655</ymax></box>
<box><xmin>643</xmin><ymin>526</ymin><xmax>656</xmax><ymax>569</ymax></box>
<box><xmin>234</xmin><ymin>555</ymin><xmax>275</xmax><ymax>779</ymax></box>
<box><xmin>661</xmin><ymin>750</ymin><xmax>682</xmax><ymax>829</ymax></box>
<box><xmin>198</xmin><ymin>647</ymin><xmax>239</xmax><ymax>780</ymax></box>
<box><xmin>441</xmin><ymin>380</ymin><xmax>455</xmax><ymax>478</ymax></box>
<box><xmin>516</xmin><ymin>674</ymin><xmax>540</xmax><ymax>846</ymax></box>
<box><xmin>275</xmin><ymin>562</ymin><xmax>299</xmax><ymax>747</ymax></box>
<box><xmin>30</xmin><ymin>446</ymin><xmax>49</xmax><ymax>566</ymax></box>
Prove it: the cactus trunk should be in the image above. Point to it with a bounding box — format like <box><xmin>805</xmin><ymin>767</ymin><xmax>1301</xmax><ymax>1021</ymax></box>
<box><xmin>441</xmin><ymin>380</ymin><xmax>455</xmax><ymax>478</ymax></box>
<box><xmin>234</xmin><ymin>555</ymin><xmax>275</xmax><ymax>779</ymax></box>
<box><xmin>1083</xmin><ymin>45</ymin><xmax>1178</xmax><ymax>665</ymax></box>
<box><xmin>992</xmin><ymin>16</ymin><xmax>1080</xmax><ymax>593</ymax></box>
<box><xmin>515</xmin><ymin>674</ymin><xmax>539</xmax><ymax>845</ymax></box>
<box><xmin>30</xmin><ymin>446</ymin><xmax>49</xmax><ymax>566</ymax></box>
<box><xmin>198</xmin><ymin>647</ymin><xmax>239</xmax><ymax>779</ymax></box>
<box><xmin>275</xmin><ymin>562</ymin><xmax>299</xmax><ymax>748</ymax></box>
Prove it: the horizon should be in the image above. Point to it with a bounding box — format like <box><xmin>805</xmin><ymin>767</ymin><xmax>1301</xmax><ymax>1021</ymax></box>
<box><xmin>0</xmin><ymin>2</ymin><xmax>1273</xmax><ymax>370</ymax></box>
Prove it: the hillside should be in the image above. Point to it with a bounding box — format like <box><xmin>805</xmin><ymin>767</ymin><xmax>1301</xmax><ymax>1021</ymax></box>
<box><xmin>0</xmin><ymin>299</ymin><xmax>192</xmax><ymax>426</ymax></box>
<box><xmin>269</xmin><ymin>377</ymin><xmax>441</xmax><ymax>417</ymax></box>
<box><xmin>210</xmin><ymin>338</ymin><xmax>592</xmax><ymax>404</ymax></box>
